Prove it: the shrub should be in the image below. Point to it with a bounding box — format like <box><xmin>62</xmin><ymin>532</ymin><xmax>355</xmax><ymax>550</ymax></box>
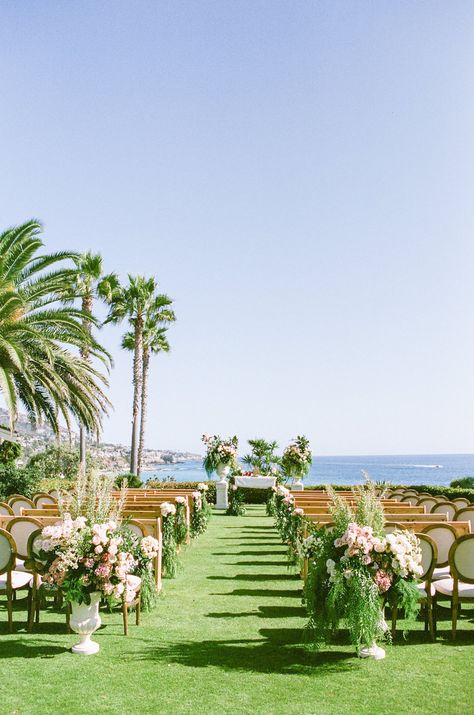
<box><xmin>450</xmin><ymin>477</ymin><xmax>474</xmax><ymax>489</ymax></box>
<box><xmin>27</xmin><ymin>446</ymin><xmax>83</xmax><ymax>481</ymax></box>
<box><xmin>145</xmin><ymin>480</ymin><xmax>217</xmax><ymax>504</ymax></box>
<box><xmin>0</xmin><ymin>441</ymin><xmax>22</xmax><ymax>465</ymax></box>
<box><xmin>0</xmin><ymin>464</ymin><xmax>41</xmax><ymax>501</ymax></box>
<box><xmin>115</xmin><ymin>473</ymin><xmax>142</xmax><ymax>488</ymax></box>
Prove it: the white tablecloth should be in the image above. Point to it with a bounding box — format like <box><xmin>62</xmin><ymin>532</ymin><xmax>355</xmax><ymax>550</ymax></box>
<box><xmin>234</xmin><ymin>476</ymin><xmax>277</xmax><ymax>488</ymax></box>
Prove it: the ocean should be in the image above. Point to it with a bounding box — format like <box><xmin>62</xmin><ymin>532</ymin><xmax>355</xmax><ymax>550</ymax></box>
<box><xmin>143</xmin><ymin>453</ymin><xmax>474</xmax><ymax>487</ymax></box>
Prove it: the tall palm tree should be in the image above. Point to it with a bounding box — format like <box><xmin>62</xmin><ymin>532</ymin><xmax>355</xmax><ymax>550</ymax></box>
<box><xmin>71</xmin><ymin>252</ymin><xmax>116</xmax><ymax>472</ymax></box>
<box><xmin>0</xmin><ymin>220</ymin><xmax>111</xmax><ymax>435</ymax></box>
<box><xmin>123</xmin><ymin>320</ymin><xmax>171</xmax><ymax>476</ymax></box>
<box><xmin>105</xmin><ymin>276</ymin><xmax>175</xmax><ymax>474</ymax></box>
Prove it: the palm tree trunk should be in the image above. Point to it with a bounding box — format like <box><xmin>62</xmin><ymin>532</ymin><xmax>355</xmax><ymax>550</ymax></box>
<box><xmin>79</xmin><ymin>295</ymin><xmax>92</xmax><ymax>475</ymax></box>
<box><xmin>130</xmin><ymin>315</ymin><xmax>143</xmax><ymax>474</ymax></box>
<box><xmin>137</xmin><ymin>346</ymin><xmax>150</xmax><ymax>477</ymax></box>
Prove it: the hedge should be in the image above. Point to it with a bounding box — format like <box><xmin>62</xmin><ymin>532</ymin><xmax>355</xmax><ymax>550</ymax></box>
<box><xmin>142</xmin><ymin>481</ymin><xmax>474</xmax><ymax>504</ymax></box>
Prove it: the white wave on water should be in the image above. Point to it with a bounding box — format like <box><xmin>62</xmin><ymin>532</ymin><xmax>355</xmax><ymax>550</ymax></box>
<box><xmin>398</xmin><ymin>464</ymin><xmax>443</xmax><ymax>469</ymax></box>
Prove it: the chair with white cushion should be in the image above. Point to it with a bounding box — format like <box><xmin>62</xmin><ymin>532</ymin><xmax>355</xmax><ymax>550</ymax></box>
<box><xmin>431</xmin><ymin>502</ymin><xmax>457</xmax><ymax>521</ymax></box>
<box><xmin>32</xmin><ymin>493</ymin><xmax>57</xmax><ymax>508</ymax></box>
<box><xmin>417</xmin><ymin>497</ymin><xmax>438</xmax><ymax>513</ymax></box>
<box><xmin>434</xmin><ymin>534</ymin><xmax>474</xmax><ymax>639</ymax></box>
<box><xmin>422</xmin><ymin>524</ymin><xmax>457</xmax><ymax>581</ymax></box>
<box><xmin>403</xmin><ymin>490</ymin><xmax>419</xmax><ymax>497</ymax></box>
<box><xmin>26</xmin><ymin>528</ymin><xmax>70</xmax><ymax>633</ymax></box>
<box><xmin>384</xmin><ymin>523</ymin><xmax>403</xmax><ymax>534</ymax></box>
<box><xmin>0</xmin><ymin>528</ymin><xmax>33</xmax><ymax>632</ymax></box>
<box><xmin>6</xmin><ymin>517</ymin><xmax>42</xmax><ymax>572</ymax></box>
<box><xmin>401</xmin><ymin>495</ymin><xmax>420</xmax><ymax>506</ymax></box>
<box><xmin>452</xmin><ymin>498</ymin><xmax>471</xmax><ymax>509</ymax></box>
<box><xmin>391</xmin><ymin>532</ymin><xmax>437</xmax><ymax>641</ymax></box>
<box><xmin>7</xmin><ymin>496</ymin><xmax>35</xmax><ymax>515</ymax></box>
<box><xmin>0</xmin><ymin>502</ymin><xmax>14</xmax><ymax>516</ymax></box>
<box><xmin>454</xmin><ymin>507</ymin><xmax>474</xmax><ymax>532</ymax></box>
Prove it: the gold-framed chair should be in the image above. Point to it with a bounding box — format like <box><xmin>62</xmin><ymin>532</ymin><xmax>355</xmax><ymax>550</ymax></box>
<box><xmin>0</xmin><ymin>528</ymin><xmax>33</xmax><ymax>632</ymax></box>
<box><xmin>391</xmin><ymin>532</ymin><xmax>437</xmax><ymax>641</ymax></box>
<box><xmin>0</xmin><ymin>502</ymin><xmax>14</xmax><ymax>516</ymax></box>
<box><xmin>434</xmin><ymin>534</ymin><xmax>474</xmax><ymax>640</ymax></box>
<box><xmin>432</xmin><ymin>502</ymin><xmax>458</xmax><ymax>521</ymax></box>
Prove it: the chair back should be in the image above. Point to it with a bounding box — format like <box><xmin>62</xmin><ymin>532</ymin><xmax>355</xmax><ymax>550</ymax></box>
<box><xmin>417</xmin><ymin>497</ymin><xmax>437</xmax><ymax>512</ymax></box>
<box><xmin>0</xmin><ymin>502</ymin><xmax>14</xmax><ymax>516</ymax></box>
<box><xmin>449</xmin><ymin>535</ymin><xmax>474</xmax><ymax>584</ymax></box>
<box><xmin>416</xmin><ymin>533</ymin><xmax>437</xmax><ymax>581</ymax></box>
<box><xmin>454</xmin><ymin>507</ymin><xmax>474</xmax><ymax>532</ymax></box>
<box><xmin>431</xmin><ymin>501</ymin><xmax>457</xmax><ymax>520</ymax></box>
<box><xmin>0</xmin><ymin>528</ymin><xmax>16</xmax><ymax>574</ymax></box>
<box><xmin>127</xmin><ymin>520</ymin><xmax>147</xmax><ymax>538</ymax></box>
<box><xmin>33</xmin><ymin>493</ymin><xmax>57</xmax><ymax>508</ymax></box>
<box><xmin>403</xmin><ymin>490</ymin><xmax>418</xmax><ymax>497</ymax></box>
<box><xmin>26</xmin><ymin>528</ymin><xmax>49</xmax><ymax>574</ymax></box>
<box><xmin>8</xmin><ymin>496</ymin><xmax>35</xmax><ymax>515</ymax></box>
<box><xmin>48</xmin><ymin>489</ymin><xmax>60</xmax><ymax>499</ymax></box>
<box><xmin>6</xmin><ymin>517</ymin><xmax>43</xmax><ymax>559</ymax></box>
<box><xmin>401</xmin><ymin>495</ymin><xmax>420</xmax><ymax>506</ymax></box>
<box><xmin>452</xmin><ymin>498</ymin><xmax>471</xmax><ymax>509</ymax></box>
<box><xmin>422</xmin><ymin>524</ymin><xmax>457</xmax><ymax>567</ymax></box>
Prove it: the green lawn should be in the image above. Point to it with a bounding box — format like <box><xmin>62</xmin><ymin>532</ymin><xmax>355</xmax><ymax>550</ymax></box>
<box><xmin>1</xmin><ymin>505</ymin><xmax>473</xmax><ymax>715</ymax></box>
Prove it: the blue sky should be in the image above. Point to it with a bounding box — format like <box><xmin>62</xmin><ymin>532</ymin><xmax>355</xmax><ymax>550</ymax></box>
<box><xmin>1</xmin><ymin>1</ymin><xmax>474</xmax><ymax>455</ymax></box>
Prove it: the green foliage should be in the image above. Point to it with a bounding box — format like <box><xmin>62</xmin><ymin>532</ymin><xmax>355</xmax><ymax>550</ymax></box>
<box><xmin>0</xmin><ymin>463</ymin><xmax>41</xmax><ymax>501</ymax></box>
<box><xmin>115</xmin><ymin>472</ymin><xmax>143</xmax><ymax>488</ymax></box>
<box><xmin>0</xmin><ymin>440</ymin><xmax>21</xmax><ymax>464</ymax></box>
<box><xmin>242</xmin><ymin>438</ymin><xmax>280</xmax><ymax>474</ymax></box>
<box><xmin>27</xmin><ymin>445</ymin><xmax>83</xmax><ymax>481</ymax></box>
<box><xmin>175</xmin><ymin>502</ymin><xmax>188</xmax><ymax>546</ymax></box>
<box><xmin>227</xmin><ymin>486</ymin><xmax>246</xmax><ymax>516</ymax></box>
<box><xmin>450</xmin><ymin>477</ymin><xmax>474</xmax><ymax>489</ymax></box>
<box><xmin>162</xmin><ymin>513</ymin><xmax>179</xmax><ymax>578</ymax></box>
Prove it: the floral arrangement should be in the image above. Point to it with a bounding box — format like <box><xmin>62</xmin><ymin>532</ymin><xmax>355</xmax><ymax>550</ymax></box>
<box><xmin>174</xmin><ymin>496</ymin><xmax>188</xmax><ymax>547</ymax></box>
<box><xmin>304</xmin><ymin>483</ymin><xmax>423</xmax><ymax>652</ymax></box>
<box><xmin>160</xmin><ymin>502</ymin><xmax>178</xmax><ymax>578</ymax></box>
<box><xmin>226</xmin><ymin>483</ymin><xmax>246</xmax><ymax>516</ymax></box>
<box><xmin>281</xmin><ymin>435</ymin><xmax>312</xmax><ymax>481</ymax></box>
<box><xmin>35</xmin><ymin>514</ymin><xmax>158</xmax><ymax>608</ymax></box>
<box><xmin>197</xmin><ymin>482</ymin><xmax>209</xmax><ymax>492</ymax></box>
<box><xmin>202</xmin><ymin>434</ymin><xmax>238</xmax><ymax>476</ymax></box>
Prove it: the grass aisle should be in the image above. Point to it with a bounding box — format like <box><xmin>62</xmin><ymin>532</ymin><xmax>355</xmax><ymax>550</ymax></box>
<box><xmin>1</xmin><ymin>505</ymin><xmax>473</xmax><ymax>715</ymax></box>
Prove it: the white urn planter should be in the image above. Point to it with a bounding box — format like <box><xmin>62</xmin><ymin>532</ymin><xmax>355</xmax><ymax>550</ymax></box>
<box><xmin>70</xmin><ymin>592</ymin><xmax>101</xmax><ymax>655</ymax></box>
<box><xmin>358</xmin><ymin>604</ymin><xmax>388</xmax><ymax>660</ymax></box>
<box><xmin>215</xmin><ymin>463</ymin><xmax>231</xmax><ymax>482</ymax></box>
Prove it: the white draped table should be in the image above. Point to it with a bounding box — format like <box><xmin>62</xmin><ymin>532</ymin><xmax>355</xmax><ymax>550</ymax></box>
<box><xmin>234</xmin><ymin>476</ymin><xmax>277</xmax><ymax>488</ymax></box>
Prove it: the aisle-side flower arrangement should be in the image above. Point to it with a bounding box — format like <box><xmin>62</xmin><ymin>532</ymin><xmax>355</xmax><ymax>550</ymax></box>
<box><xmin>281</xmin><ymin>435</ymin><xmax>312</xmax><ymax>481</ymax></box>
<box><xmin>160</xmin><ymin>502</ymin><xmax>178</xmax><ymax>578</ymax></box>
<box><xmin>202</xmin><ymin>434</ymin><xmax>238</xmax><ymax>476</ymax></box>
<box><xmin>190</xmin><ymin>490</ymin><xmax>207</xmax><ymax>537</ymax></box>
<box><xmin>174</xmin><ymin>496</ymin><xmax>188</xmax><ymax>547</ymax></box>
<box><xmin>118</xmin><ymin>528</ymin><xmax>160</xmax><ymax>611</ymax></box>
<box><xmin>305</xmin><ymin>484</ymin><xmax>423</xmax><ymax>654</ymax></box>
<box><xmin>226</xmin><ymin>483</ymin><xmax>246</xmax><ymax>516</ymax></box>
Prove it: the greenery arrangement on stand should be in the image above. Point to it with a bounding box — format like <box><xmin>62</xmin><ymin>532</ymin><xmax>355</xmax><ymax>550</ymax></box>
<box><xmin>202</xmin><ymin>434</ymin><xmax>238</xmax><ymax>476</ymax></box>
<box><xmin>174</xmin><ymin>497</ymin><xmax>188</xmax><ymax>546</ymax></box>
<box><xmin>242</xmin><ymin>438</ymin><xmax>280</xmax><ymax>475</ymax></box>
<box><xmin>304</xmin><ymin>482</ymin><xmax>423</xmax><ymax>655</ymax></box>
<box><xmin>190</xmin><ymin>486</ymin><xmax>211</xmax><ymax>538</ymax></box>
<box><xmin>160</xmin><ymin>503</ymin><xmax>179</xmax><ymax>578</ymax></box>
<box><xmin>226</xmin><ymin>483</ymin><xmax>246</xmax><ymax>516</ymax></box>
<box><xmin>281</xmin><ymin>435</ymin><xmax>312</xmax><ymax>482</ymax></box>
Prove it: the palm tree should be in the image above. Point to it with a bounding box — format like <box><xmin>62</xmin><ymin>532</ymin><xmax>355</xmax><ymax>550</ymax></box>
<box><xmin>123</xmin><ymin>319</ymin><xmax>171</xmax><ymax>476</ymax></box>
<box><xmin>71</xmin><ymin>252</ymin><xmax>116</xmax><ymax>472</ymax></box>
<box><xmin>105</xmin><ymin>276</ymin><xmax>175</xmax><ymax>474</ymax></box>
<box><xmin>0</xmin><ymin>220</ymin><xmax>111</xmax><ymax>436</ymax></box>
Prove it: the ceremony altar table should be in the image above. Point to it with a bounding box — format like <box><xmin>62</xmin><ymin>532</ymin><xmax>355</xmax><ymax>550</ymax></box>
<box><xmin>234</xmin><ymin>476</ymin><xmax>277</xmax><ymax>488</ymax></box>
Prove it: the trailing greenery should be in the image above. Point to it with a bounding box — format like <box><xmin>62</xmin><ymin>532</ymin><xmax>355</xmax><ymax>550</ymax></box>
<box><xmin>226</xmin><ymin>485</ymin><xmax>246</xmax><ymax>516</ymax></box>
<box><xmin>161</xmin><ymin>513</ymin><xmax>179</xmax><ymax>578</ymax></box>
<box><xmin>174</xmin><ymin>501</ymin><xmax>188</xmax><ymax>546</ymax></box>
